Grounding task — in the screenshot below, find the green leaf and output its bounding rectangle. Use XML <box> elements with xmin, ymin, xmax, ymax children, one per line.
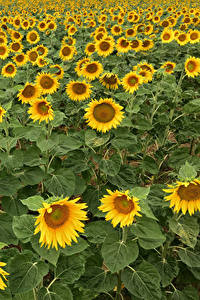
<box><xmin>130</xmin><ymin>187</ymin><xmax>150</xmax><ymax>199</ymax></box>
<box><xmin>51</xmin><ymin>111</ymin><xmax>65</xmax><ymax>127</ymax></box>
<box><xmin>80</xmin><ymin>267</ymin><xmax>117</xmax><ymax>293</ymax></box>
<box><xmin>0</xmin><ymin>214</ymin><xmax>18</xmax><ymax>245</ymax></box>
<box><xmin>142</xmin><ymin>156</ymin><xmax>159</xmax><ymax>174</ymax></box>
<box><xmin>61</xmin><ymin>237</ymin><xmax>88</xmax><ymax>256</ymax></box>
<box><xmin>85</xmin><ymin>130</ymin><xmax>110</xmax><ymax>148</ymax></box>
<box><xmin>84</xmin><ymin>221</ymin><xmax>115</xmax><ymax>243</ymax></box>
<box><xmin>12</xmin><ymin>215</ymin><xmax>35</xmax><ymax>243</ymax></box>
<box><xmin>44</xmin><ymin>169</ymin><xmax>75</xmax><ymax>197</ymax></box>
<box><xmin>55</xmin><ymin>254</ymin><xmax>85</xmax><ymax>284</ymax></box>
<box><xmin>131</xmin><ymin>216</ymin><xmax>166</xmax><ymax>249</ymax></box>
<box><xmin>0</xmin><ymin>171</ymin><xmax>21</xmax><ymax>196</ymax></box>
<box><xmin>0</xmin><ymin>137</ymin><xmax>17</xmax><ymax>151</ymax></box>
<box><xmin>122</xmin><ymin>261</ymin><xmax>161</xmax><ymax>300</ymax></box>
<box><xmin>99</xmin><ymin>154</ymin><xmax>121</xmax><ymax>176</ymax></box>
<box><xmin>169</xmin><ymin>216</ymin><xmax>199</xmax><ymax>248</ymax></box>
<box><xmin>38</xmin><ymin>283</ymin><xmax>73</xmax><ymax>300</ymax></box>
<box><xmin>0</xmin><ymin>289</ymin><xmax>12</xmax><ymax>300</ymax></box>
<box><xmin>101</xmin><ymin>231</ymin><xmax>139</xmax><ymax>273</ymax></box>
<box><xmin>37</xmin><ymin>133</ymin><xmax>59</xmax><ymax>152</ymax></box>
<box><xmin>55</xmin><ymin>134</ymin><xmax>83</xmax><ymax>155</ymax></box>
<box><xmin>20</xmin><ymin>167</ymin><xmax>45</xmax><ymax>186</ymax></box>
<box><xmin>178</xmin><ymin>161</ymin><xmax>197</xmax><ymax>181</ymax></box>
<box><xmin>108</xmin><ymin>165</ymin><xmax>137</xmax><ymax>189</ymax></box>
<box><xmin>183</xmin><ymin>99</ymin><xmax>200</xmax><ymax>113</ymax></box>
<box><xmin>178</xmin><ymin>248</ymin><xmax>200</xmax><ymax>267</ymax></box>
<box><xmin>21</xmin><ymin>195</ymin><xmax>44</xmax><ymax>211</ymax></box>
<box><xmin>31</xmin><ymin>235</ymin><xmax>60</xmax><ymax>266</ymax></box>
<box><xmin>2</xmin><ymin>196</ymin><xmax>27</xmax><ymax>216</ymax></box>
<box><xmin>13</xmin><ymin>290</ymin><xmax>35</xmax><ymax>300</ymax></box>
<box><xmin>23</xmin><ymin>145</ymin><xmax>45</xmax><ymax>167</ymax></box>
<box><xmin>8</xmin><ymin>251</ymin><xmax>49</xmax><ymax>293</ymax></box>
<box><xmin>0</xmin><ymin>151</ymin><xmax>23</xmax><ymax>170</ymax></box>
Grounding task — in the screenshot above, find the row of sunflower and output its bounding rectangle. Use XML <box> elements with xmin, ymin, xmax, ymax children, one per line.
<box><xmin>0</xmin><ymin>0</ymin><xmax>199</xmax><ymax>299</ymax></box>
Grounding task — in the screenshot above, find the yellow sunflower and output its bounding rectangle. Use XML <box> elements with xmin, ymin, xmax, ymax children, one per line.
<box><xmin>28</xmin><ymin>98</ymin><xmax>54</xmax><ymax>123</ymax></box>
<box><xmin>161</xmin><ymin>61</ymin><xmax>176</xmax><ymax>74</ymax></box>
<box><xmin>66</xmin><ymin>80</ymin><xmax>92</xmax><ymax>101</ymax></box>
<box><xmin>36</xmin><ymin>45</ymin><xmax>48</xmax><ymax>57</ymax></box>
<box><xmin>122</xmin><ymin>72</ymin><xmax>143</xmax><ymax>94</ymax></box>
<box><xmin>37</xmin><ymin>20</ymin><xmax>47</xmax><ymax>32</ymax></box>
<box><xmin>85</xmin><ymin>42</ymin><xmax>96</xmax><ymax>56</ymax></box>
<box><xmin>75</xmin><ymin>57</ymin><xmax>90</xmax><ymax>77</ymax></box>
<box><xmin>27</xmin><ymin>49</ymin><xmax>39</xmax><ymax>65</ymax></box>
<box><xmin>138</xmin><ymin>69</ymin><xmax>153</xmax><ymax>83</ymax></box>
<box><xmin>59</xmin><ymin>45</ymin><xmax>75</xmax><ymax>61</ymax></box>
<box><xmin>116</xmin><ymin>37</ymin><xmax>130</xmax><ymax>53</ymax></box>
<box><xmin>130</xmin><ymin>39</ymin><xmax>142</xmax><ymax>52</ymax></box>
<box><xmin>34</xmin><ymin>197</ymin><xmax>88</xmax><ymax>250</ymax></box>
<box><xmin>189</xmin><ymin>30</ymin><xmax>200</xmax><ymax>44</ymax></box>
<box><xmin>82</xmin><ymin>61</ymin><xmax>103</xmax><ymax>81</ymax></box>
<box><xmin>185</xmin><ymin>57</ymin><xmax>200</xmax><ymax>78</ymax></box>
<box><xmin>26</xmin><ymin>30</ymin><xmax>40</xmax><ymax>44</ymax></box>
<box><xmin>161</xmin><ymin>28</ymin><xmax>174</xmax><ymax>43</ymax></box>
<box><xmin>0</xmin><ymin>106</ymin><xmax>6</xmax><ymax>122</ymax></box>
<box><xmin>176</xmin><ymin>32</ymin><xmax>189</xmax><ymax>46</ymax></box>
<box><xmin>163</xmin><ymin>179</ymin><xmax>200</xmax><ymax>215</ymax></box>
<box><xmin>36</xmin><ymin>73</ymin><xmax>59</xmax><ymax>94</ymax></box>
<box><xmin>95</xmin><ymin>39</ymin><xmax>114</xmax><ymax>57</ymax></box>
<box><xmin>18</xmin><ymin>82</ymin><xmax>41</xmax><ymax>103</ymax></box>
<box><xmin>98</xmin><ymin>190</ymin><xmax>141</xmax><ymax>227</ymax></box>
<box><xmin>0</xmin><ymin>262</ymin><xmax>9</xmax><ymax>290</ymax></box>
<box><xmin>99</xmin><ymin>72</ymin><xmax>120</xmax><ymax>89</ymax></box>
<box><xmin>111</xmin><ymin>25</ymin><xmax>122</xmax><ymax>36</ymax></box>
<box><xmin>50</xmin><ymin>64</ymin><xmax>64</xmax><ymax>79</ymax></box>
<box><xmin>12</xmin><ymin>53</ymin><xmax>28</xmax><ymax>67</ymax></box>
<box><xmin>2</xmin><ymin>62</ymin><xmax>17</xmax><ymax>78</ymax></box>
<box><xmin>0</xmin><ymin>44</ymin><xmax>9</xmax><ymax>59</ymax></box>
<box><xmin>84</xmin><ymin>98</ymin><xmax>124</xmax><ymax>133</ymax></box>
<box><xmin>9</xmin><ymin>41</ymin><xmax>23</xmax><ymax>53</ymax></box>
<box><xmin>141</xmin><ymin>39</ymin><xmax>154</xmax><ymax>51</ymax></box>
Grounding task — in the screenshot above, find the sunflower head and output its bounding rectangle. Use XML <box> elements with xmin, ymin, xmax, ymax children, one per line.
<box><xmin>185</xmin><ymin>56</ymin><xmax>200</xmax><ymax>78</ymax></box>
<box><xmin>18</xmin><ymin>82</ymin><xmax>41</xmax><ymax>103</ymax></box>
<box><xmin>28</xmin><ymin>97</ymin><xmax>54</xmax><ymax>123</ymax></box>
<box><xmin>98</xmin><ymin>190</ymin><xmax>141</xmax><ymax>227</ymax></box>
<box><xmin>2</xmin><ymin>62</ymin><xmax>17</xmax><ymax>78</ymax></box>
<box><xmin>0</xmin><ymin>262</ymin><xmax>9</xmax><ymax>290</ymax></box>
<box><xmin>122</xmin><ymin>72</ymin><xmax>143</xmax><ymax>94</ymax></box>
<box><xmin>66</xmin><ymin>80</ymin><xmax>92</xmax><ymax>101</ymax></box>
<box><xmin>82</xmin><ymin>61</ymin><xmax>103</xmax><ymax>81</ymax></box>
<box><xmin>99</xmin><ymin>72</ymin><xmax>120</xmax><ymax>89</ymax></box>
<box><xmin>34</xmin><ymin>197</ymin><xmax>88</xmax><ymax>250</ymax></box>
<box><xmin>36</xmin><ymin>72</ymin><xmax>59</xmax><ymax>94</ymax></box>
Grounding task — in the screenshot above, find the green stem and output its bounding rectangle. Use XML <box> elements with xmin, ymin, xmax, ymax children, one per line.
<box><xmin>33</xmin><ymin>288</ymin><xmax>37</xmax><ymax>300</ymax></box>
<box><xmin>122</xmin><ymin>227</ymin><xmax>128</xmax><ymax>243</ymax></box>
<box><xmin>115</xmin><ymin>271</ymin><xmax>122</xmax><ymax>300</ymax></box>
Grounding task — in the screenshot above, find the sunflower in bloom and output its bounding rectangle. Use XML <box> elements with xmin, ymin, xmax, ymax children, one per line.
<box><xmin>116</xmin><ymin>37</ymin><xmax>130</xmax><ymax>53</ymax></box>
<box><xmin>59</xmin><ymin>45</ymin><xmax>76</xmax><ymax>61</ymax></box>
<box><xmin>26</xmin><ymin>30</ymin><xmax>40</xmax><ymax>44</ymax></box>
<box><xmin>99</xmin><ymin>72</ymin><xmax>120</xmax><ymax>89</ymax></box>
<box><xmin>185</xmin><ymin>57</ymin><xmax>200</xmax><ymax>78</ymax></box>
<box><xmin>36</xmin><ymin>73</ymin><xmax>59</xmax><ymax>94</ymax></box>
<box><xmin>50</xmin><ymin>64</ymin><xmax>64</xmax><ymax>79</ymax></box>
<box><xmin>28</xmin><ymin>98</ymin><xmax>54</xmax><ymax>123</ymax></box>
<box><xmin>163</xmin><ymin>179</ymin><xmax>200</xmax><ymax>215</ymax></box>
<box><xmin>2</xmin><ymin>62</ymin><xmax>17</xmax><ymax>78</ymax></box>
<box><xmin>12</xmin><ymin>53</ymin><xmax>28</xmax><ymax>67</ymax></box>
<box><xmin>161</xmin><ymin>28</ymin><xmax>174</xmax><ymax>43</ymax></box>
<box><xmin>66</xmin><ymin>80</ymin><xmax>92</xmax><ymax>101</ymax></box>
<box><xmin>161</xmin><ymin>61</ymin><xmax>176</xmax><ymax>74</ymax></box>
<box><xmin>98</xmin><ymin>190</ymin><xmax>141</xmax><ymax>227</ymax></box>
<box><xmin>189</xmin><ymin>30</ymin><xmax>200</xmax><ymax>44</ymax></box>
<box><xmin>0</xmin><ymin>262</ymin><xmax>9</xmax><ymax>290</ymax></box>
<box><xmin>84</xmin><ymin>98</ymin><xmax>124</xmax><ymax>133</ymax></box>
<box><xmin>176</xmin><ymin>32</ymin><xmax>189</xmax><ymax>46</ymax></box>
<box><xmin>0</xmin><ymin>45</ymin><xmax>9</xmax><ymax>59</ymax></box>
<box><xmin>34</xmin><ymin>197</ymin><xmax>88</xmax><ymax>250</ymax></box>
<box><xmin>18</xmin><ymin>82</ymin><xmax>41</xmax><ymax>103</ymax></box>
<box><xmin>0</xmin><ymin>106</ymin><xmax>6</xmax><ymax>122</ymax></box>
<box><xmin>85</xmin><ymin>42</ymin><xmax>96</xmax><ymax>56</ymax></box>
<box><xmin>82</xmin><ymin>61</ymin><xmax>103</xmax><ymax>81</ymax></box>
<box><xmin>130</xmin><ymin>39</ymin><xmax>142</xmax><ymax>52</ymax></box>
<box><xmin>95</xmin><ymin>39</ymin><xmax>114</xmax><ymax>57</ymax></box>
<box><xmin>75</xmin><ymin>57</ymin><xmax>90</xmax><ymax>77</ymax></box>
<box><xmin>122</xmin><ymin>72</ymin><xmax>143</xmax><ymax>94</ymax></box>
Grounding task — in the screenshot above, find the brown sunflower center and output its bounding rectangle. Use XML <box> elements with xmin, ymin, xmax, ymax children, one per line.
<box><xmin>49</xmin><ymin>23</ymin><xmax>55</xmax><ymax>29</ymax></box>
<box><xmin>114</xmin><ymin>26</ymin><xmax>121</xmax><ymax>32</ymax></box>
<box><xmin>127</xmin><ymin>76</ymin><xmax>138</xmax><ymax>86</ymax></box>
<box><xmin>99</xmin><ymin>41</ymin><xmax>110</xmax><ymax>51</ymax></box>
<box><xmin>37</xmin><ymin>47</ymin><xmax>45</xmax><ymax>55</ymax></box>
<box><xmin>162</xmin><ymin>20</ymin><xmax>169</xmax><ymax>27</ymax></box>
<box><xmin>29</xmin><ymin>51</ymin><xmax>38</xmax><ymax>61</ymax></box>
<box><xmin>96</xmin><ymin>33</ymin><xmax>104</xmax><ymax>40</ymax></box>
<box><xmin>22</xmin><ymin>85</ymin><xmax>36</xmax><ymax>98</ymax></box>
<box><xmin>142</xmin><ymin>40</ymin><xmax>150</xmax><ymax>47</ymax></box>
<box><xmin>12</xmin><ymin>42</ymin><xmax>20</xmax><ymax>51</ymax></box>
<box><xmin>6</xmin><ymin>65</ymin><xmax>15</xmax><ymax>74</ymax></box>
<box><xmin>190</xmin><ymin>32</ymin><xmax>198</xmax><ymax>40</ymax></box>
<box><xmin>163</xmin><ymin>33</ymin><xmax>170</xmax><ymax>40</ymax></box>
<box><xmin>37</xmin><ymin>101</ymin><xmax>49</xmax><ymax>115</ymax></box>
<box><xmin>72</xmin><ymin>82</ymin><xmax>87</xmax><ymax>95</ymax></box>
<box><xmin>87</xmin><ymin>44</ymin><xmax>95</xmax><ymax>52</ymax></box>
<box><xmin>15</xmin><ymin>19</ymin><xmax>20</xmax><ymax>25</ymax></box>
<box><xmin>86</xmin><ymin>63</ymin><xmax>98</xmax><ymax>73</ymax></box>
<box><xmin>44</xmin><ymin>204</ymin><xmax>69</xmax><ymax>228</ymax></box>
<box><xmin>114</xmin><ymin>195</ymin><xmax>135</xmax><ymax>214</ymax></box>
<box><xmin>40</xmin><ymin>22</ymin><xmax>46</xmax><ymax>28</ymax></box>
<box><xmin>165</xmin><ymin>64</ymin><xmax>174</xmax><ymax>72</ymax></box>
<box><xmin>178</xmin><ymin>34</ymin><xmax>186</xmax><ymax>42</ymax></box>
<box><xmin>131</xmin><ymin>40</ymin><xmax>139</xmax><ymax>48</ymax></box>
<box><xmin>40</xmin><ymin>75</ymin><xmax>54</xmax><ymax>89</ymax></box>
<box><xmin>120</xmin><ymin>39</ymin><xmax>129</xmax><ymax>48</ymax></box>
<box><xmin>29</xmin><ymin>32</ymin><xmax>37</xmax><ymax>41</ymax></box>
<box><xmin>186</xmin><ymin>61</ymin><xmax>196</xmax><ymax>72</ymax></box>
<box><xmin>16</xmin><ymin>54</ymin><xmax>24</xmax><ymax>62</ymax></box>
<box><xmin>93</xmin><ymin>102</ymin><xmax>115</xmax><ymax>123</ymax></box>
<box><xmin>0</xmin><ymin>38</ymin><xmax>5</xmax><ymax>44</ymax></box>
<box><xmin>0</xmin><ymin>46</ymin><xmax>6</xmax><ymax>55</ymax></box>
<box><xmin>62</xmin><ymin>46</ymin><xmax>71</xmax><ymax>56</ymax></box>
<box><xmin>141</xmin><ymin>65</ymin><xmax>152</xmax><ymax>72</ymax></box>
<box><xmin>127</xmin><ymin>28</ymin><xmax>134</xmax><ymax>35</ymax></box>
<box><xmin>178</xmin><ymin>183</ymin><xmax>200</xmax><ymax>201</ymax></box>
<box><xmin>103</xmin><ymin>75</ymin><xmax>117</xmax><ymax>84</ymax></box>
<box><xmin>14</xmin><ymin>32</ymin><xmax>20</xmax><ymax>39</ymax></box>
<box><xmin>55</xmin><ymin>67</ymin><xmax>61</xmax><ymax>75</ymax></box>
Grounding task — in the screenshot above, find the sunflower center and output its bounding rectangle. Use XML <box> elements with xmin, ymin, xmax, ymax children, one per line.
<box><xmin>62</xmin><ymin>46</ymin><xmax>71</xmax><ymax>56</ymax></box>
<box><xmin>131</xmin><ymin>40</ymin><xmax>139</xmax><ymax>48</ymax></box>
<box><xmin>49</xmin><ymin>23</ymin><xmax>55</xmax><ymax>29</ymax></box>
<box><xmin>6</xmin><ymin>65</ymin><xmax>15</xmax><ymax>74</ymax></box>
<box><xmin>178</xmin><ymin>183</ymin><xmax>200</xmax><ymax>201</ymax></box>
<box><xmin>40</xmin><ymin>22</ymin><xmax>45</xmax><ymax>28</ymax></box>
<box><xmin>114</xmin><ymin>195</ymin><xmax>135</xmax><ymax>214</ymax></box>
<box><xmin>55</xmin><ymin>67</ymin><xmax>61</xmax><ymax>75</ymax></box>
<box><xmin>93</xmin><ymin>103</ymin><xmax>115</xmax><ymax>123</ymax></box>
<box><xmin>12</xmin><ymin>43</ymin><xmax>20</xmax><ymax>51</ymax></box>
<box><xmin>190</xmin><ymin>32</ymin><xmax>198</xmax><ymax>40</ymax></box>
<box><xmin>22</xmin><ymin>85</ymin><xmax>35</xmax><ymax>98</ymax></box>
<box><xmin>141</xmin><ymin>65</ymin><xmax>151</xmax><ymax>72</ymax></box>
<box><xmin>88</xmin><ymin>44</ymin><xmax>95</xmax><ymax>52</ymax></box>
<box><xmin>72</xmin><ymin>82</ymin><xmax>87</xmax><ymax>95</ymax></box>
<box><xmin>127</xmin><ymin>76</ymin><xmax>138</xmax><ymax>86</ymax></box>
<box><xmin>165</xmin><ymin>64</ymin><xmax>174</xmax><ymax>72</ymax></box>
<box><xmin>187</xmin><ymin>61</ymin><xmax>196</xmax><ymax>72</ymax></box>
<box><xmin>86</xmin><ymin>63</ymin><xmax>98</xmax><ymax>73</ymax></box>
<box><xmin>16</xmin><ymin>54</ymin><xmax>24</xmax><ymax>62</ymax></box>
<box><xmin>99</xmin><ymin>41</ymin><xmax>110</xmax><ymax>51</ymax></box>
<box><xmin>0</xmin><ymin>38</ymin><xmax>4</xmax><ymax>43</ymax></box>
<box><xmin>44</xmin><ymin>204</ymin><xmax>69</xmax><ymax>228</ymax></box>
<box><xmin>29</xmin><ymin>51</ymin><xmax>38</xmax><ymax>61</ymax></box>
<box><xmin>163</xmin><ymin>33</ymin><xmax>170</xmax><ymax>40</ymax></box>
<box><xmin>114</xmin><ymin>26</ymin><xmax>121</xmax><ymax>32</ymax></box>
<box><xmin>178</xmin><ymin>34</ymin><xmax>186</xmax><ymax>42</ymax></box>
<box><xmin>37</xmin><ymin>47</ymin><xmax>45</xmax><ymax>55</ymax></box>
<box><xmin>40</xmin><ymin>76</ymin><xmax>54</xmax><ymax>89</ymax></box>
<box><xmin>142</xmin><ymin>40</ymin><xmax>150</xmax><ymax>47</ymax></box>
<box><xmin>30</xmin><ymin>32</ymin><xmax>37</xmax><ymax>41</ymax></box>
<box><xmin>120</xmin><ymin>39</ymin><xmax>129</xmax><ymax>48</ymax></box>
<box><xmin>15</xmin><ymin>20</ymin><xmax>20</xmax><ymax>25</ymax></box>
<box><xmin>103</xmin><ymin>75</ymin><xmax>117</xmax><ymax>84</ymax></box>
<box><xmin>0</xmin><ymin>47</ymin><xmax>6</xmax><ymax>55</ymax></box>
<box><xmin>37</xmin><ymin>102</ymin><xmax>49</xmax><ymax>115</ymax></box>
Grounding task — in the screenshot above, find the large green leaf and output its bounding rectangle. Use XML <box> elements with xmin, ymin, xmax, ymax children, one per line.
<box><xmin>0</xmin><ymin>171</ymin><xmax>21</xmax><ymax>196</ymax></box>
<box><xmin>2</xmin><ymin>196</ymin><xmax>27</xmax><ymax>216</ymax></box>
<box><xmin>84</xmin><ymin>220</ymin><xmax>115</xmax><ymax>243</ymax></box>
<box><xmin>61</xmin><ymin>237</ymin><xmax>88</xmax><ymax>256</ymax></box>
<box><xmin>178</xmin><ymin>248</ymin><xmax>200</xmax><ymax>267</ymax></box>
<box><xmin>55</xmin><ymin>134</ymin><xmax>83</xmax><ymax>155</ymax></box>
<box><xmin>0</xmin><ymin>214</ymin><xmax>18</xmax><ymax>245</ymax></box>
<box><xmin>99</xmin><ymin>154</ymin><xmax>121</xmax><ymax>176</ymax></box>
<box><xmin>21</xmin><ymin>195</ymin><xmax>44</xmax><ymax>211</ymax></box>
<box><xmin>12</xmin><ymin>215</ymin><xmax>35</xmax><ymax>243</ymax></box>
<box><xmin>38</xmin><ymin>283</ymin><xmax>73</xmax><ymax>300</ymax></box>
<box><xmin>20</xmin><ymin>167</ymin><xmax>45</xmax><ymax>186</ymax></box>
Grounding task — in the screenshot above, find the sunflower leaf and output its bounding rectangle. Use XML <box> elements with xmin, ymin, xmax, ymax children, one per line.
<box><xmin>178</xmin><ymin>161</ymin><xmax>197</xmax><ymax>181</ymax></box>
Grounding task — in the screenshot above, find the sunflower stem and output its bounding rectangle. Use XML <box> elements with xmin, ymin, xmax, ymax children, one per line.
<box><xmin>115</xmin><ymin>271</ymin><xmax>122</xmax><ymax>300</ymax></box>
<box><xmin>122</xmin><ymin>227</ymin><xmax>128</xmax><ymax>243</ymax></box>
<box><xmin>33</xmin><ymin>288</ymin><xmax>37</xmax><ymax>300</ymax></box>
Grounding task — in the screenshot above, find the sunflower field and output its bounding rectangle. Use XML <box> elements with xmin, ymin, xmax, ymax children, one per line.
<box><xmin>0</xmin><ymin>0</ymin><xmax>200</xmax><ymax>298</ymax></box>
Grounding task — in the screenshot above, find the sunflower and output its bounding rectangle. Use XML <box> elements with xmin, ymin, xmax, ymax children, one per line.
<box><xmin>163</xmin><ymin>179</ymin><xmax>200</xmax><ymax>215</ymax></box>
<box><xmin>141</xmin><ymin>39</ymin><xmax>154</xmax><ymax>51</ymax></box>
<box><xmin>21</xmin><ymin>20</ymin><xmax>30</xmax><ymax>30</ymax></box>
<box><xmin>18</xmin><ymin>82</ymin><xmax>41</xmax><ymax>103</ymax></box>
<box><xmin>12</xmin><ymin>53</ymin><xmax>28</xmax><ymax>66</ymax></box>
<box><xmin>189</xmin><ymin>30</ymin><xmax>200</xmax><ymax>44</ymax></box>
<box><xmin>36</xmin><ymin>45</ymin><xmax>48</xmax><ymax>57</ymax></box>
<box><xmin>84</xmin><ymin>98</ymin><xmax>124</xmax><ymax>133</ymax></box>
<box><xmin>161</xmin><ymin>62</ymin><xmax>176</xmax><ymax>74</ymax></box>
<box><xmin>161</xmin><ymin>29</ymin><xmax>174</xmax><ymax>43</ymax></box>
<box><xmin>85</xmin><ymin>43</ymin><xmax>96</xmax><ymax>56</ymax></box>
<box><xmin>82</xmin><ymin>61</ymin><xmax>103</xmax><ymax>81</ymax></box>
<box><xmin>36</xmin><ymin>57</ymin><xmax>48</xmax><ymax>68</ymax></box>
<box><xmin>95</xmin><ymin>39</ymin><xmax>114</xmax><ymax>57</ymax></box>
<box><xmin>36</xmin><ymin>73</ymin><xmax>59</xmax><ymax>94</ymax></box>
<box><xmin>0</xmin><ymin>45</ymin><xmax>9</xmax><ymax>59</ymax></box>
<box><xmin>11</xmin><ymin>30</ymin><xmax>23</xmax><ymax>41</ymax></box>
<box><xmin>0</xmin><ymin>36</ymin><xmax>7</xmax><ymax>45</ymax></box>
<box><xmin>26</xmin><ymin>30</ymin><xmax>40</xmax><ymax>44</ymax></box>
<box><xmin>98</xmin><ymin>190</ymin><xmax>141</xmax><ymax>227</ymax></box>
<box><xmin>99</xmin><ymin>72</ymin><xmax>120</xmax><ymax>89</ymax></box>
<box><xmin>28</xmin><ymin>98</ymin><xmax>54</xmax><ymax>123</ymax></box>
<box><xmin>137</xmin><ymin>62</ymin><xmax>155</xmax><ymax>75</ymax></box>
<box><xmin>111</xmin><ymin>25</ymin><xmax>122</xmax><ymax>36</ymax></box>
<box><xmin>176</xmin><ymin>32</ymin><xmax>189</xmax><ymax>46</ymax></box>
<box><xmin>130</xmin><ymin>39</ymin><xmax>142</xmax><ymax>52</ymax></box>
<box><xmin>62</xmin><ymin>36</ymin><xmax>75</xmax><ymax>46</ymax></box>
<box><xmin>66</xmin><ymin>80</ymin><xmax>92</xmax><ymax>101</ymax></box>
<box><xmin>0</xmin><ymin>262</ymin><xmax>9</xmax><ymax>290</ymax></box>
<box><xmin>68</xmin><ymin>25</ymin><xmax>77</xmax><ymax>36</ymax></box>
<box><xmin>27</xmin><ymin>49</ymin><xmax>39</xmax><ymax>65</ymax></box>
<box><xmin>0</xmin><ymin>106</ymin><xmax>6</xmax><ymax>122</ymax></box>
<box><xmin>122</xmin><ymin>72</ymin><xmax>143</xmax><ymax>94</ymax></box>
<box><xmin>34</xmin><ymin>197</ymin><xmax>88</xmax><ymax>250</ymax></box>
<box><xmin>125</xmin><ymin>27</ymin><xmax>136</xmax><ymax>38</ymax></box>
<box><xmin>38</xmin><ymin>20</ymin><xmax>47</xmax><ymax>32</ymax></box>
<box><xmin>116</xmin><ymin>37</ymin><xmax>130</xmax><ymax>53</ymax></box>
<box><xmin>75</xmin><ymin>57</ymin><xmax>90</xmax><ymax>77</ymax></box>
<box><xmin>50</xmin><ymin>64</ymin><xmax>64</xmax><ymax>79</ymax></box>
<box><xmin>59</xmin><ymin>45</ymin><xmax>75</xmax><ymax>61</ymax></box>
<box><xmin>2</xmin><ymin>62</ymin><xmax>17</xmax><ymax>78</ymax></box>
<box><xmin>185</xmin><ymin>57</ymin><xmax>200</xmax><ymax>78</ymax></box>
<box><xmin>48</xmin><ymin>21</ymin><xmax>57</xmax><ymax>31</ymax></box>
<box><xmin>138</xmin><ymin>69</ymin><xmax>152</xmax><ymax>83</ymax></box>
